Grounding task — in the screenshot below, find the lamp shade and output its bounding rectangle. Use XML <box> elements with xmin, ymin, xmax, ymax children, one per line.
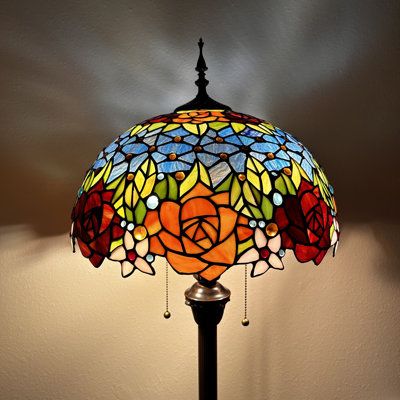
<box><xmin>71</xmin><ymin>107</ymin><xmax>339</xmax><ymax>281</ymax></box>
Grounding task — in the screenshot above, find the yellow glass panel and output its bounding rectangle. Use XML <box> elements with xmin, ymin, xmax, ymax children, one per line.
<box><xmin>102</xmin><ymin>161</ymin><xmax>113</xmax><ymax>184</ymax></box>
<box><xmin>130</xmin><ymin>125</ymin><xmax>142</xmax><ymax>136</ymax></box>
<box><xmin>238</xmin><ymin>237</ymin><xmax>254</xmax><ymax>255</ymax></box>
<box><xmin>183</xmin><ymin>123</ymin><xmax>199</xmax><ymax>135</ymax></box>
<box><xmin>125</xmin><ymin>182</ymin><xmax>133</xmax><ymax>206</ymax></box>
<box><xmin>112</xmin><ymin>178</ymin><xmax>126</xmax><ymax>203</ymax></box>
<box><xmin>291</xmin><ymin>160</ymin><xmax>301</xmax><ymax>188</ymax></box>
<box><xmin>91</xmin><ymin>162</ymin><xmax>108</xmax><ymax>187</ymax></box>
<box><xmin>283</xmin><ymin>174</ymin><xmax>296</xmax><ymax>195</ymax></box>
<box><xmin>135</xmin><ymin>170</ymin><xmax>145</xmax><ymax>192</ymax></box>
<box><xmin>330</xmin><ymin>223</ymin><xmax>335</xmax><ymax>239</ymax></box>
<box><xmin>241</xmin><ymin>206</ymin><xmax>251</xmax><ymax>217</ymax></box>
<box><xmin>148</xmin><ymin>122</ymin><xmax>166</xmax><ymax>132</ymax></box>
<box><xmin>198</xmin><ymin>123</ymin><xmax>208</xmax><ymax>135</ymax></box>
<box><xmin>162</xmin><ymin>123</ymin><xmax>180</xmax><ymax>132</ymax></box>
<box><xmin>114</xmin><ymin>196</ymin><xmax>123</xmax><ymax>210</ymax></box>
<box><xmin>117</xmin><ymin>206</ymin><xmax>125</xmax><ymax>218</ymax></box>
<box><xmin>261</xmin><ymin>171</ymin><xmax>272</xmax><ymax>194</ymax></box>
<box><xmin>148</xmin><ymin>159</ymin><xmax>156</xmax><ymax>175</ymax></box>
<box><xmin>260</xmin><ymin>122</ymin><xmax>274</xmax><ymax>132</ymax></box>
<box><xmin>209</xmin><ymin>122</ymin><xmax>229</xmax><ymax>131</ymax></box>
<box><xmin>110</xmin><ymin>238</ymin><xmax>123</xmax><ymax>252</ymax></box>
<box><xmin>247</xmin><ymin>123</ymin><xmax>268</xmax><ymax>134</ymax></box>
<box><xmin>243</xmin><ymin>182</ymin><xmax>257</xmax><ymax>206</ymax></box>
<box><xmin>247</xmin><ymin>170</ymin><xmax>260</xmax><ymax>190</ymax></box>
<box><xmin>198</xmin><ymin>162</ymin><xmax>211</xmax><ymax>186</ymax></box>
<box><xmin>133</xmin><ymin>187</ymin><xmax>139</xmax><ymax>207</ymax></box>
<box><xmin>137</xmin><ymin>124</ymin><xmax>149</xmax><ymax>134</ymax></box>
<box><xmin>141</xmin><ymin>174</ymin><xmax>156</xmax><ymax>198</ymax></box>
<box><xmin>180</xmin><ymin>163</ymin><xmax>199</xmax><ymax>196</ymax></box>
<box><xmin>125</xmin><ymin>207</ymin><xmax>133</xmax><ymax>221</ymax></box>
<box><xmin>230</xmin><ymin>177</ymin><xmax>241</xmax><ymax>205</ymax></box>
<box><xmin>107</xmin><ymin>174</ymin><xmax>123</xmax><ymax>190</ymax></box>
<box><xmin>231</xmin><ymin>123</ymin><xmax>245</xmax><ymax>133</ymax></box>
<box><xmin>83</xmin><ymin>170</ymin><xmax>94</xmax><ymax>192</ymax></box>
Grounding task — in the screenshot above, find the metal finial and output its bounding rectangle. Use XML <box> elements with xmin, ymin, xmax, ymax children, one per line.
<box><xmin>174</xmin><ymin>38</ymin><xmax>231</xmax><ymax>112</ymax></box>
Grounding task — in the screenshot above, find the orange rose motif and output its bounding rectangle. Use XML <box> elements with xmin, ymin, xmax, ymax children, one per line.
<box><xmin>144</xmin><ymin>183</ymin><xmax>253</xmax><ymax>281</ymax></box>
<box><xmin>172</xmin><ymin>110</ymin><xmax>230</xmax><ymax>124</ymax></box>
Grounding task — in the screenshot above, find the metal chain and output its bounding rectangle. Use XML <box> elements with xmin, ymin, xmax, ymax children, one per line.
<box><xmin>242</xmin><ymin>264</ymin><xmax>249</xmax><ymax>326</ymax></box>
<box><xmin>164</xmin><ymin>260</ymin><xmax>171</xmax><ymax>319</ymax></box>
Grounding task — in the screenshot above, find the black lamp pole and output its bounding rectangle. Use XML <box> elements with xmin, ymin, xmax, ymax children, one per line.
<box><xmin>185</xmin><ymin>278</ymin><xmax>231</xmax><ymax>400</ymax></box>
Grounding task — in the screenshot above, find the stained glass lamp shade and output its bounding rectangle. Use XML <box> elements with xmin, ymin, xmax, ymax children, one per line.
<box><xmin>71</xmin><ymin>97</ymin><xmax>339</xmax><ymax>281</ymax></box>
<box><xmin>70</xmin><ymin>39</ymin><xmax>339</xmax><ymax>400</ymax></box>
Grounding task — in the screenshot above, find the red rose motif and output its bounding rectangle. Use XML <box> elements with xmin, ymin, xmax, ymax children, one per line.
<box><xmin>71</xmin><ymin>181</ymin><xmax>124</xmax><ymax>267</ymax></box>
<box><xmin>274</xmin><ymin>179</ymin><xmax>334</xmax><ymax>265</ymax></box>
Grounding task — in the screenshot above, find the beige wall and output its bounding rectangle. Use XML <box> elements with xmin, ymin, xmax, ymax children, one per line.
<box><xmin>1</xmin><ymin>1</ymin><xmax>399</xmax><ymax>399</ymax></box>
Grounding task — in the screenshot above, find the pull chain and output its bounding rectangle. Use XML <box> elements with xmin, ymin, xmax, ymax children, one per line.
<box><xmin>164</xmin><ymin>260</ymin><xmax>171</xmax><ymax>319</ymax></box>
<box><xmin>242</xmin><ymin>264</ymin><xmax>249</xmax><ymax>326</ymax></box>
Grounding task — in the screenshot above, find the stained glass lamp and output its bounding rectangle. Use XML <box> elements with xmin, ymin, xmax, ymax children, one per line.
<box><xmin>71</xmin><ymin>39</ymin><xmax>339</xmax><ymax>400</ymax></box>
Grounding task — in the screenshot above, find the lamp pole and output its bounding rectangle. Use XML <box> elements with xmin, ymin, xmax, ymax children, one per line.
<box><xmin>185</xmin><ymin>278</ymin><xmax>231</xmax><ymax>400</ymax></box>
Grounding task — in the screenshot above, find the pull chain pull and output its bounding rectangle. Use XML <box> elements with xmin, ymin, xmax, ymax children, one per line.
<box><xmin>164</xmin><ymin>260</ymin><xmax>171</xmax><ymax>319</ymax></box>
<box><xmin>241</xmin><ymin>264</ymin><xmax>249</xmax><ymax>326</ymax></box>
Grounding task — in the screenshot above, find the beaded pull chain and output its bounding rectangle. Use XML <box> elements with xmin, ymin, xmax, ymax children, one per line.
<box><xmin>242</xmin><ymin>264</ymin><xmax>249</xmax><ymax>326</ymax></box>
<box><xmin>164</xmin><ymin>260</ymin><xmax>171</xmax><ymax>319</ymax></box>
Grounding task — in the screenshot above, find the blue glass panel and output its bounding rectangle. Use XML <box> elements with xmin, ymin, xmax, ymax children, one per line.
<box><xmin>164</xmin><ymin>127</ymin><xmax>191</xmax><ymax>137</ymax></box>
<box><xmin>286</xmin><ymin>132</ymin><xmax>301</xmax><ymax>144</ymax></box>
<box><xmin>275</xmin><ymin>150</ymin><xmax>290</xmax><ymax>160</ymax></box>
<box><xmin>107</xmin><ymin>162</ymin><xmax>128</xmax><ymax>183</ymax></box>
<box><xmin>242</xmin><ymin>127</ymin><xmax>259</xmax><ymax>137</ymax></box>
<box><xmin>275</xmin><ymin>128</ymin><xmax>287</xmax><ymax>138</ymax></box>
<box><xmin>206</xmin><ymin>129</ymin><xmax>217</xmax><ymax>138</ymax></box>
<box><xmin>151</xmin><ymin>152</ymin><xmax>167</xmax><ymax>163</ymax></box>
<box><xmin>197</xmin><ymin>153</ymin><xmax>220</xmax><ymax>167</ymax></box>
<box><xmin>229</xmin><ymin>152</ymin><xmax>246</xmax><ymax>172</ymax></box>
<box><xmin>286</xmin><ymin>142</ymin><xmax>302</xmax><ymax>152</ymax></box>
<box><xmin>120</xmin><ymin>136</ymin><xmax>130</xmax><ymax>145</ymax></box>
<box><xmin>156</xmin><ymin>135</ymin><xmax>172</xmax><ymax>145</ymax></box>
<box><xmin>301</xmin><ymin>160</ymin><xmax>313</xmax><ymax>179</ymax></box>
<box><xmin>209</xmin><ymin>162</ymin><xmax>231</xmax><ymax>185</ymax></box>
<box><xmin>104</xmin><ymin>142</ymin><xmax>118</xmax><ymax>153</ymax></box>
<box><xmin>113</xmin><ymin>152</ymin><xmax>125</xmax><ymax>164</ymax></box>
<box><xmin>250</xmin><ymin>142</ymin><xmax>280</xmax><ymax>153</ymax></box>
<box><xmin>239</xmin><ymin>135</ymin><xmax>256</xmax><ymax>146</ymax></box>
<box><xmin>200</xmin><ymin>136</ymin><xmax>213</xmax><ymax>145</ymax></box>
<box><xmin>250</xmin><ymin>151</ymin><xmax>266</xmax><ymax>162</ymax></box>
<box><xmin>144</xmin><ymin>135</ymin><xmax>157</xmax><ymax>146</ymax></box>
<box><xmin>184</xmin><ymin>135</ymin><xmax>199</xmax><ymax>145</ymax></box>
<box><xmin>265</xmin><ymin>158</ymin><xmax>290</xmax><ymax>171</ymax></box>
<box><xmin>123</xmin><ymin>143</ymin><xmax>148</xmax><ymax>154</ymax></box>
<box><xmin>302</xmin><ymin>149</ymin><xmax>314</xmax><ymax>165</ymax></box>
<box><xmin>120</xmin><ymin>129</ymin><xmax>131</xmax><ymax>138</ymax></box>
<box><xmin>218</xmin><ymin>127</ymin><xmax>233</xmax><ymax>137</ymax></box>
<box><xmin>224</xmin><ymin>135</ymin><xmax>242</xmax><ymax>146</ymax></box>
<box><xmin>275</xmin><ymin>135</ymin><xmax>285</xmax><ymax>144</ymax></box>
<box><xmin>93</xmin><ymin>158</ymin><xmax>106</xmax><ymax>169</ymax></box>
<box><xmin>158</xmin><ymin>143</ymin><xmax>192</xmax><ymax>155</ymax></box>
<box><xmin>288</xmin><ymin>151</ymin><xmax>302</xmax><ymax>163</ymax></box>
<box><xmin>129</xmin><ymin>154</ymin><xmax>148</xmax><ymax>171</ymax></box>
<box><xmin>158</xmin><ymin>161</ymin><xmax>191</xmax><ymax>173</ymax></box>
<box><xmin>180</xmin><ymin>152</ymin><xmax>196</xmax><ymax>164</ymax></box>
<box><xmin>264</xmin><ymin>135</ymin><xmax>279</xmax><ymax>144</ymax></box>
<box><xmin>204</xmin><ymin>143</ymin><xmax>238</xmax><ymax>154</ymax></box>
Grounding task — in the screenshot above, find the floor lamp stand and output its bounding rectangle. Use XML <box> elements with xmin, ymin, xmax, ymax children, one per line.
<box><xmin>185</xmin><ymin>278</ymin><xmax>231</xmax><ymax>400</ymax></box>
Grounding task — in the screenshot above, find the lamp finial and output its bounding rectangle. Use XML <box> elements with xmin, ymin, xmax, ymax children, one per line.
<box><xmin>174</xmin><ymin>38</ymin><xmax>231</xmax><ymax>112</ymax></box>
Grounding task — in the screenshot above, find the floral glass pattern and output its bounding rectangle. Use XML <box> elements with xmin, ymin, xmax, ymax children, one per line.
<box><xmin>71</xmin><ymin>110</ymin><xmax>339</xmax><ymax>281</ymax></box>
